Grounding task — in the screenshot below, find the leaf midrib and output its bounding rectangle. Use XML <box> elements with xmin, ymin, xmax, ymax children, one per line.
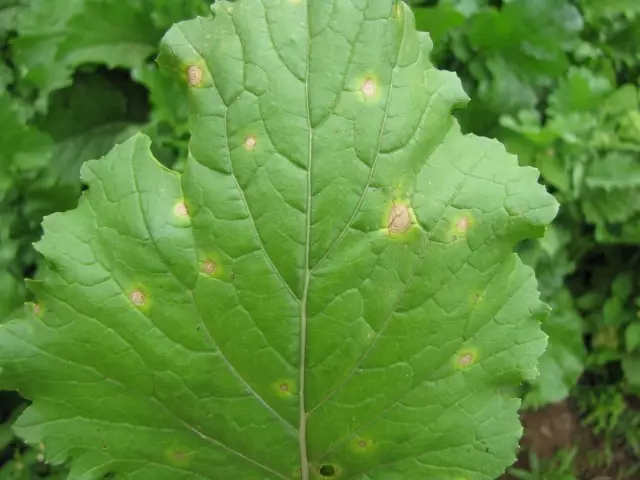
<box><xmin>297</xmin><ymin>0</ymin><xmax>313</xmax><ymax>477</ymax></box>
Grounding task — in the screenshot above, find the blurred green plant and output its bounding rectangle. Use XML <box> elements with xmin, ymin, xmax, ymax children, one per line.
<box><xmin>507</xmin><ymin>448</ymin><xmax>578</xmax><ymax>480</ymax></box>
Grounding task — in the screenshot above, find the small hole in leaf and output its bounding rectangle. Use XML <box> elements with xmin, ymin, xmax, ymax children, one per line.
<box><xmin>319</xmin><ymin>464</ymin><xmax>336</xmax><ymax>477</ymax></box>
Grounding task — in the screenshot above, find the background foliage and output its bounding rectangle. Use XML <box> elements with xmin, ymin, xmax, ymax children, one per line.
<box><xmin>0</xmin><ymin>0</ymin><xmax>639</xmax><ymax>477</ymax></box>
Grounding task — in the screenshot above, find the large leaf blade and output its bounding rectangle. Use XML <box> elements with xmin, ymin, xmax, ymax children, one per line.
<box><xmin>0</xmin><ymin>1</ymin><xmax>558</xmax><ymax>479</ymax></box>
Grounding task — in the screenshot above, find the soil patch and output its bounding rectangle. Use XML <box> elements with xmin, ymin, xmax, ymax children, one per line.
<box><xmin>500</xmin><ymin>400</ymin><xmax>639</xmax><ymax>479</ymax></box>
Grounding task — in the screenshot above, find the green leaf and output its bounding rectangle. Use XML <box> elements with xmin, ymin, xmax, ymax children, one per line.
<box><xmin>27</xmin><ymin>72</ymin><xmax>146</xmax><ymax>215</ymax></box>
<box><xmin>465</xmin><ymin>0</ymin><xmax>582</xmax><ymax>115</ymax></box>
<box><xmin>579</xmin><ymin>0</ymin><xmax>640</xmax><ymax>19</ymax></box>
<box><xmin>525</xmin><ymin>290</ymin><xmax>585</xmax><ymax>407</ymax></box>
<box><xmin>411</xmin><ymin>3</ymin><xmax>466</xmax><ymax>45</ymax></box>
<box><xmin>132</xmin><ymin>63</ymin><xmax>191</xmax><ymax>168</ymax></box>
<box><xmin>547</xmin><ymin>67</ymin><xmax>612</xmax><ymax>116</ymax></box>
<box><xmin>626</xmin><ymin>324</ymin><xmax>640</xmax><ymax>352</ymax></box>
<box><xmin>0</xmin><ymin>1</ymin><xmax>558</xmax><ymax>479</ymax></box>
<box><xmin>622</xmin><ymin>356</ymin><xmax>640</xmax><ymax>389</ymax></box>
<box><xmin>12</xmin><ymin>0</ymin><xmax>211</xmax><ymax>103</ymax></box>
<box><xmin>584</xmin><ymin>153</ymin><xmax>640</xmax><ymax>191</ymax></box>
<box><xmin>0</xmin><ymin>92</ymin><xmax>52</xmax><ymax>319</ymax></box>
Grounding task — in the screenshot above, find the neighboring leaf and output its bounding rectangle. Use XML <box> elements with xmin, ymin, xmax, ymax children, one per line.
<box><xmin>411</xmin><ymin>3</ymin><xmax>466</xmax><ymax>45</ymax></box>
<box><xmin>579</xmin><ymin>0</ymin><xmax>640</xmax><ymax>17</ymax></box>
<box><xmin>584</xmin><ymin>153</ymin><xmax>640</xmax><ymax>191</ymax></box>
<box><xmin>11</xmin><ymin>0</ymin><xmax>211</xmax><ymax>103</ymax></box>
<box><xmin>0</xmin><ymin>2</ymin><xmax>558</xmax><ymax>480</ymax></box>
<box><xmin>0</xmin><ymin>92</ymin><xmax>51</xmax><ymax>199</ymax></box>
<box><xmin>581</xmin><ymin>154</ymin><xmax>640</xmax><ymax>242</ymax></box>
<box><xmin>27</xmin><ymin>72</ymin><xmax>146</xmax><ymax>215</ymax></box>
<box><xmin>526</xmin><ymin>297</ymin><xmax>585</xmax><ymax>406</ymax></box>
<box><xmin>622</xmin><ymin>356</ymin><xmax>640</xmax><ymax>390</ymax></box>
<box><xmin>0</xmin><ymin>0</ymin><xmax>26</xmax><ymax>89</ymax></box>
<box><xmin>466</xmin><ymin>0</ymin><xmax>583</xmax><ymax>115</ymax></box>
<box><xmin>547</xmin><ymin>67</ymin><xmax>612</xmax><ymax>116</ymax></box>
<box><xmin>0</xmin><ymin>92</ymin><xmax>52</xmax><ymax>319</ymax></box>
<box><xmin>132</xmin><ymin>63</ymin><xmax>191</xmax><ymax>168</ymax></box>
<box><xmin>626</xmin><ymin>323</ymin><xmax>640</xmax><ymax>352</ymax></box>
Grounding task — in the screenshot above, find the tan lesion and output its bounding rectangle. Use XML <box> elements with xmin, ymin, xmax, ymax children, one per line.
<box><xmin>244</xmin><ymin>135</ymin><xmax>257</xmax><ymax>151</ymax></box>
<box><xmin>129</xmin><ymin>289</ymin><xmax>146</xmax><ymax>307</ymax></box>
<box><xmin>186</xmin><ymin>65</ymin><xmax>203</xmax><ymax>87</ymax></box>
<box><xmin>388</xmin><ymin>204</ymin><xmax>412</xmax><ymax>234</ymax></box>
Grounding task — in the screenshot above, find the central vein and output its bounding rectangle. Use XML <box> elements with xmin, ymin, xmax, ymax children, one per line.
<box><xmin>298</xmin><ymin>1</ymin><xmax>314</xmax><ymax>479</ymax></box>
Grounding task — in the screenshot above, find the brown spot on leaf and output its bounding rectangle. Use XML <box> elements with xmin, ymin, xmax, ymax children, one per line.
<box><xmin>172</xmin><ymin>452</ymin><xmax>187</xmax><ymax>461</ymax></box>
<box><xmin>458</xmin><ymin>352</ymin><xmax>474</xmax><ymax>367</ymax></box>
<box><xmin>244</xmin><ymin>135</ymin><xmax>257</xmax><ymax>151</ymax></box>
<box><xmin>203</xmin><ymin>260</ymin><xmax>217</xmax><ymax>275</ymax></box>
<box><xmin>388</xmin><ymin>204</ymin><xmax>411</xmax><ymax>234</ymax></box>
<box><xmin>130</xmin><ymin>290</ymin><xmax>145</xmax><ymax>307</ymax></box>
<box><xmin>361</xmin><ymin>78</ymin><xmax>376</xmax><ymax>98</ymax></box>
<box><xmin>280</xmin><ymin>383</ymin><xmax>289</xmax><ymax>392</ymax></box>
<box><xmin>187</xmin><ymin>66</ymin><xmax>202</xmax><ymax>86</ymax></box>
<box><xmin>174</xmin><ymin>202</ymin><xmax>189</xmax><ymax>218</ymax></box>
<box><xmin>456</xmin><ymin>217</ymin><xmax>469</xmax><ymax>232</ymax></box>
<box><xmin>357</xmin><ymin>440</ymin><xmax>367</xmax><ymax>448</ymax></box>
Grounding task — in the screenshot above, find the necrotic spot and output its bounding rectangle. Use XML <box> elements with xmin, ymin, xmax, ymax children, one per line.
<box><xmin>244</xmin><ymin>135</ymin><xmax>257</xmax><ymax>151</ymax></box>
<box><xmin>361</xmin><ymin>78</ymin><xmax>376</xmax><ymax>98</ymax></box>
<box><xmin>388</xmin><ymin>204</ymin><xmax>411</xmax><ymax>234</ymax></box>
<box><xmin>187</xmin><ymin>66</ymin><xmax>202</xmax><ymax>86</ymax></box>
<box><xmin>174</xmin><ymin>202</ymin><xmax>189</xmax><ymax>218</ymax></box>
<box><xmin>202</xmin><ymin>260</ymin><xmax>217</xmax><ymax>275</ymax></box>
<box><xmin>130</xmin><ymin>290</ymin><xmax>145</xmax><ymax>307</ymax></box>
<box><xmin>458</xmin><ymin>352</ymin><xmax>474</xmax><ymax>367</ymax></box>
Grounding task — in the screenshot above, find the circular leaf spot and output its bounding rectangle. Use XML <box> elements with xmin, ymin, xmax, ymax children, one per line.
<box><xmin>244</xmin><ymin>135</ymin><xmax>257</xmax><ymax>151</ymax></box>
<box><xmin>458</xmin><ymin>352</ymin><xmax>474</xmax><ymax>367</ymax></box>
<box><xmin>130</xmin><ymin>290</ymin><xmax>146</xmax><ymax>307</ymax></box>
<box><xmin>202</xmin><ymin>260</ymin><xmax>217</xmax><ymax>275</ymax></box>
<box><xmin>174</xmin><ymin>202</ymin><xmax>189</xmax><ymax>218</ymax></box>
<box><xmin>187</xmin><ymin>66</ymin><xmax>203</xmax><ymax>86</ymax></box>
<box><xmin>361</xmin><ymin>78</ymin><xmax>376</xmax><ymax>98</ymax></box>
